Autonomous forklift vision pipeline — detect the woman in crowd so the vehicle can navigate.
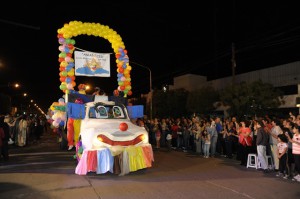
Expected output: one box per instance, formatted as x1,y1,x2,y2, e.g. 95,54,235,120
255,120,270,173
238,120,252,166
285,123,300,182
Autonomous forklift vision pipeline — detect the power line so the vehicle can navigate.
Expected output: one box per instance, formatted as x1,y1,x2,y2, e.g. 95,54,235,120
0,18,40,30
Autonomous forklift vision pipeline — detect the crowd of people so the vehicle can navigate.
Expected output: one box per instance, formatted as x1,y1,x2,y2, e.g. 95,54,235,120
132,112,300,182
1,110,300,183
0,114,48,161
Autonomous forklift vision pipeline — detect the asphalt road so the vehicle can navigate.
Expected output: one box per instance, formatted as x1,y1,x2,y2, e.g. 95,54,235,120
0,131,299,199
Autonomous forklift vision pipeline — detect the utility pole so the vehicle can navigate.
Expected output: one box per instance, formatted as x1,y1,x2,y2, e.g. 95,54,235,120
130,61,152,120
231,42,236,86
231,0,236,86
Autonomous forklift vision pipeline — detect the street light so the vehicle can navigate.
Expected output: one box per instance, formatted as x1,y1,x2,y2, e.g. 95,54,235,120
12,92,28,115
0,82,20,88
130,61,152,120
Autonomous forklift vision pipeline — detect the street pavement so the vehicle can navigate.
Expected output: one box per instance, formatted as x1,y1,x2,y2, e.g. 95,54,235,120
0,130,299,199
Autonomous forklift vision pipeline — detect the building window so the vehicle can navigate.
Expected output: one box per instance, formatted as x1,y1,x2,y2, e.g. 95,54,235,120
276,85,298,95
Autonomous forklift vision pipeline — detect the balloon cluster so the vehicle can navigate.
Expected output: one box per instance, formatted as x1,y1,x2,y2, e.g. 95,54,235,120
50,98,67,128
57,34,76,94
57,21,132,97
115,47,132,97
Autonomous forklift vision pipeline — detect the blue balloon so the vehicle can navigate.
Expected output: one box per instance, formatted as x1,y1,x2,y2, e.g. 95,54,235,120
66,77,71,83
59,121,65,126
64,47,70,53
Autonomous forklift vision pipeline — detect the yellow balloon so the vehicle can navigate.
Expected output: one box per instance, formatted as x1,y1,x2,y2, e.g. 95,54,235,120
67,70,74,76
124,70,130,75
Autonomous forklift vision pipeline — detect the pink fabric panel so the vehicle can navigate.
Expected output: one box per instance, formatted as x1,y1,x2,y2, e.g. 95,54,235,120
75,150,88,175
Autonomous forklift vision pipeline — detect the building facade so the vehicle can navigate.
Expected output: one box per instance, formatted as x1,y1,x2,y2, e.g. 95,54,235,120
169,61,300,114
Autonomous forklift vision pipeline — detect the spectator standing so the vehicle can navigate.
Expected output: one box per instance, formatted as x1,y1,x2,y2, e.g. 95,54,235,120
283,121,295,179
276,134,288,178
224,121,236,159
262,118,272,156
202,129,211,158
208,119,218,157
285,123,300,182
4,115,14,145
0,120,6,161
0,115,10,161
215,117,224,155
160,118,168,148
153,119,161,149
270,119,283,171
171,121,179,149
231,117,240,159
238,120,252,166
17,115,28,147
193,122,202,154
256,120,270,173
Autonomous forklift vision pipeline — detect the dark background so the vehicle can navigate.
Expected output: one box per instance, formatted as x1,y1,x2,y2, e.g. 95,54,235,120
0,1,299,113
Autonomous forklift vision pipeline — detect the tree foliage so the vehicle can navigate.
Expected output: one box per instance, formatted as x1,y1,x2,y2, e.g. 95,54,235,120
152,88,189,118
220,79,284,119
186,86,219,114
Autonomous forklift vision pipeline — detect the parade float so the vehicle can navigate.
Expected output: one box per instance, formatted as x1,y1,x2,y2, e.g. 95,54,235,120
49,21,154,176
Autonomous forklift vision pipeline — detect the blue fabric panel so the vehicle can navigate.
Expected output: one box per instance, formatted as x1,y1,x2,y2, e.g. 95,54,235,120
67,103,85,119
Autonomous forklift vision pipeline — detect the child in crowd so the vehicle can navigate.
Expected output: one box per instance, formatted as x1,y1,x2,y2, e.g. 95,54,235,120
202,129,211,158
276,133,288,178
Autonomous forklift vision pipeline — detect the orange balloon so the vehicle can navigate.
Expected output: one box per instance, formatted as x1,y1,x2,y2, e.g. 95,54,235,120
118,68,124,73
58,57,64,62
117,62,123,67
67,44,74,49
60,77,66,82
66,53,72,57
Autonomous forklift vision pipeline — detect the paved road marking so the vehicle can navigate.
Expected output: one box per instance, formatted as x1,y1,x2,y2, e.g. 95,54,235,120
207,181,256,199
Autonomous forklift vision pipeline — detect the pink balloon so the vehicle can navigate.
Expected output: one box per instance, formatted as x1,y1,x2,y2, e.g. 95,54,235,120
59,46,64,51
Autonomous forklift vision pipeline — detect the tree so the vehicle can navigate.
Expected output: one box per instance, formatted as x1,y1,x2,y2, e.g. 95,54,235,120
220,80,284,119
152,88,189,118
186,86,219,115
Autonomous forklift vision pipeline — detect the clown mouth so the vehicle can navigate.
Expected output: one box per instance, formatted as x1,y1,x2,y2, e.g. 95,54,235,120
97,134,145,146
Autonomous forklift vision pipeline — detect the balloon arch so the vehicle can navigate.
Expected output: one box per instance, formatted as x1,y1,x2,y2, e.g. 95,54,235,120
57,21,132,97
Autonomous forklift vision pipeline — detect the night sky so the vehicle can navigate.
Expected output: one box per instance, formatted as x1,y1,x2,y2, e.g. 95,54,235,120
0,1,299,113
